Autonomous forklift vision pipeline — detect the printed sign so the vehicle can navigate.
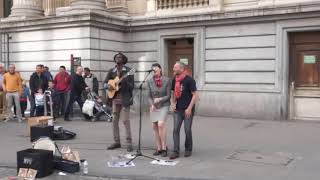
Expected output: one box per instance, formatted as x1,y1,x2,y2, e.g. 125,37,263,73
179,58,189,65
304,55,316,64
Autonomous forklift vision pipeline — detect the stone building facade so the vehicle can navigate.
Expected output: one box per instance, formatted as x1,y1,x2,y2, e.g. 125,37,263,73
1,0,320,120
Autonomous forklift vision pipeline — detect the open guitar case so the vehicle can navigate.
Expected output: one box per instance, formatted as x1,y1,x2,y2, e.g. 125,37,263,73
53,142,80,173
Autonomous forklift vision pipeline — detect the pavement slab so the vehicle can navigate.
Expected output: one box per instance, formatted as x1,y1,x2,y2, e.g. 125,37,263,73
1,114,320,180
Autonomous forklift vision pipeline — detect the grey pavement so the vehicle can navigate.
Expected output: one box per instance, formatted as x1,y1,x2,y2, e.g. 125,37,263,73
1,113,320,180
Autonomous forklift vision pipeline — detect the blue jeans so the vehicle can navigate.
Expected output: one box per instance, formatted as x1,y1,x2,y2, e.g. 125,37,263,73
173,110,194,153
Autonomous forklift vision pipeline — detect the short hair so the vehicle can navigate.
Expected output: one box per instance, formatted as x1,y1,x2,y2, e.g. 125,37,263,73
176,61,186,69
44,66,49,69
151,63,162,70
36,64,42,68
113,52,128,64
48,80,54,83
59,66,66,70
84,67,90,72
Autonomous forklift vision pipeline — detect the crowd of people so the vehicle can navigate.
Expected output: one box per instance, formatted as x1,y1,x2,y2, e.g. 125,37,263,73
0,63,99,122
0,52,199,159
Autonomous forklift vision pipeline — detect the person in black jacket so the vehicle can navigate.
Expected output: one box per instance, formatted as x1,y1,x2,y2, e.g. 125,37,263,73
29,64,49,117
64,66,89,121
104,52,135,152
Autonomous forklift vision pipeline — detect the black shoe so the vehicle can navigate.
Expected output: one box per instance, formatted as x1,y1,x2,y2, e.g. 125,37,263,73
169,152,179,160
161,149,168,157
107,143,121,150
184,151,192,157
127,145,133,152
153,150,162,156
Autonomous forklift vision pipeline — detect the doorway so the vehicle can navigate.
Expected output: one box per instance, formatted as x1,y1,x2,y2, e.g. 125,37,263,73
289,32,320,120
167,38,194,78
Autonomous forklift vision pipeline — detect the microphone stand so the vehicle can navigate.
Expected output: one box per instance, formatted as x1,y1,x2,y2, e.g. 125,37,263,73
127,70,159,164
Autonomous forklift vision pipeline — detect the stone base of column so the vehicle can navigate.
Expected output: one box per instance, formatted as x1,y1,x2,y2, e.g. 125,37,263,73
56,6,111,17
56,0,111,16
107,6,129,16
9,5,44,18
71,0,106,10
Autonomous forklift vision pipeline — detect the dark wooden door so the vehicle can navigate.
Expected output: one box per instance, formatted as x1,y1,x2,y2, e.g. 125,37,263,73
295,51,320,87
167,38,194,78
290,32,320,87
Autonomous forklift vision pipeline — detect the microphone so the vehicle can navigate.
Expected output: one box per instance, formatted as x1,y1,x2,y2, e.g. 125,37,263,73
147,69,155,73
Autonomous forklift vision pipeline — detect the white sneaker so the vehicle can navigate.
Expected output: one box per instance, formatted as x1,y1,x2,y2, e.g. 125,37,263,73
4,118,11,123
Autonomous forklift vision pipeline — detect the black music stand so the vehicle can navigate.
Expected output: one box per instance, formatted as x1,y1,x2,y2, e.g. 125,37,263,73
126,70,159,164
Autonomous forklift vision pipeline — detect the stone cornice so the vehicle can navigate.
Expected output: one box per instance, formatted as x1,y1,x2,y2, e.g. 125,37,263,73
1,2,320,32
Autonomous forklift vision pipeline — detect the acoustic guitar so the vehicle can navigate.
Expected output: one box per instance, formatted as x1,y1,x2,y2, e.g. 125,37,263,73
107,68,136,99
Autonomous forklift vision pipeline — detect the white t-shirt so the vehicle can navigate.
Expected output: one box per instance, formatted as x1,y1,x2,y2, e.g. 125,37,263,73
35,93,44,107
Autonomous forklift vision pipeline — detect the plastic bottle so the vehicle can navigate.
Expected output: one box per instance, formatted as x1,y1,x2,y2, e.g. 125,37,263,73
83,160,88,174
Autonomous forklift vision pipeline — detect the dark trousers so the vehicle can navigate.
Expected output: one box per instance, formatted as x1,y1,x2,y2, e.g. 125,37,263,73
14,101,27,117
56,90,70,116
36,106,44,116
173,110,194,153
30,94,36,117
64,93,84,119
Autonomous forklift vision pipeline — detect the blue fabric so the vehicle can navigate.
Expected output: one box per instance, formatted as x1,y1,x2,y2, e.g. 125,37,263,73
21,85,30,99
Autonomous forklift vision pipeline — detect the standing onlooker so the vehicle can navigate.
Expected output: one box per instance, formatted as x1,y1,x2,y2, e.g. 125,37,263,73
84,67,99,95
14,80,31,118
170,62,199,160
53,66,71,116
147,63,171,157
47,80,59,119
29,65,48,117
43,66,53,81
104,53,134,152
3,64,23,122
0,64,6,120
64,66,89,121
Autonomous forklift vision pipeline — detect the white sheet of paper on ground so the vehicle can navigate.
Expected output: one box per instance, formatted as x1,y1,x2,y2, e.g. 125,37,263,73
107,161,135,168
58,172,67,176
150,159,179,166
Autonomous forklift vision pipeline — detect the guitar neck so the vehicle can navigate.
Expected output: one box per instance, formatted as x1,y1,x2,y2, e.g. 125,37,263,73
118,74,129,83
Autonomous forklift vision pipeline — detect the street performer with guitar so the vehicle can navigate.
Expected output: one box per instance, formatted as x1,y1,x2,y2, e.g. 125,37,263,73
104,52,135,152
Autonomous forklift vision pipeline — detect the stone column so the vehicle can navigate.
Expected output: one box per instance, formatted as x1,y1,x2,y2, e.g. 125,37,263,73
70,0,106,10
43,0,64,16
64,0,71,6
106,0,128,15
10,0,44,17
209,0,224,11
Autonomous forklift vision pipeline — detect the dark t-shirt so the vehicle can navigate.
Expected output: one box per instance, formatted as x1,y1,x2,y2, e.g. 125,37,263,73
172,75,197,110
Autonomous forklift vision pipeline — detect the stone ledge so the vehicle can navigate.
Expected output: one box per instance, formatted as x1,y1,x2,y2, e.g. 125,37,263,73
1,2,320,32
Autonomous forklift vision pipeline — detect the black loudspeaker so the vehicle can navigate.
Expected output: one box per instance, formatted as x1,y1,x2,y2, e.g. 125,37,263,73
30,125,54,142
17,149,54,178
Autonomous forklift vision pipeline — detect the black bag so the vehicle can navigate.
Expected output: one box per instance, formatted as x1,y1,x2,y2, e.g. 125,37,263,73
30,125,54,142
17,149,54,178
53,126,76,140
53,156,80,173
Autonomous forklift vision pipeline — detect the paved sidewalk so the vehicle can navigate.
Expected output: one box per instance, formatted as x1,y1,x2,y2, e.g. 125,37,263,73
1,113,320,180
